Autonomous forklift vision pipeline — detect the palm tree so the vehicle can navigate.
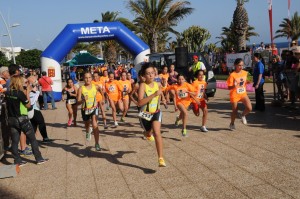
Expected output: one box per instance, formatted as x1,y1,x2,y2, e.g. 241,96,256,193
232,0,249,52
181,26,211,52
274,12,300,43
127,0,193,53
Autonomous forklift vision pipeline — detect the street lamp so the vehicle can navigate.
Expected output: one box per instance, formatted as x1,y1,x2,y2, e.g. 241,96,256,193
0,34,8,47
0,12,20,64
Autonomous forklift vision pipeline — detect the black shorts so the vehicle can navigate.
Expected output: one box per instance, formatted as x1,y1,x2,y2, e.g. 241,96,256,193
139,110,162,132
81,109,97,121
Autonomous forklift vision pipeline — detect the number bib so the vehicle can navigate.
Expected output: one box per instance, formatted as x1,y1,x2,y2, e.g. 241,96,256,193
237,87,246,94
68,99,77,105
85,107,96,115
178,92,188,98
138,111,154,121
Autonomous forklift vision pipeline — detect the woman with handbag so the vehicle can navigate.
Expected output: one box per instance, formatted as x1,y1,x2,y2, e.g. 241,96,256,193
5,76,48,166
62,78,78,126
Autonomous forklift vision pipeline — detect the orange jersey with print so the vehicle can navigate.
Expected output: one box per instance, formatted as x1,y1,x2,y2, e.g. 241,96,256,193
170,82,195,108
226,70,248,102
192,80,207,101
100,76,109,84
105,80,121,101
0,78,6,93
159,73,169,81
92,80,104,102
118,80,132,100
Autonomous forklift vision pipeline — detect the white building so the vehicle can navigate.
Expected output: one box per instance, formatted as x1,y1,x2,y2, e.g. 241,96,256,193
0,47,23,61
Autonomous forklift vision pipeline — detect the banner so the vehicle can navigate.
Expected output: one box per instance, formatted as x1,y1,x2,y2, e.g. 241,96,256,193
226,52,252,69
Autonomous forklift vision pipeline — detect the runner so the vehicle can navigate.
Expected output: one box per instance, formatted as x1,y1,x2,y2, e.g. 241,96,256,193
100,70,109,110
167,64,178,110
62,78,78,126
138,63,166,167
169,74,198,136
118,71,132,122
226,58,252,130
105,72,124,127
77,72,102,151
92,72,107,129
192,70,208,132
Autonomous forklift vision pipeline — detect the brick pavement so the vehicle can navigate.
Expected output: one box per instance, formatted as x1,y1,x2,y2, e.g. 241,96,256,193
0,83,300,199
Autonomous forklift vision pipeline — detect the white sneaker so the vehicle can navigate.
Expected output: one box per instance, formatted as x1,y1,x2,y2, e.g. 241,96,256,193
229,123,236,130
200,126,208,132
241,116,247,125
89,127,93,134
114,121,119,126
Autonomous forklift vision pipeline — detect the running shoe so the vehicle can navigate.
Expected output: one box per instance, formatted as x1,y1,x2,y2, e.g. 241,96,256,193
229,123,236,130
120,117,126,122
181,129,187,137
241,116,247,125
158,158,166,167
17,161,27,167
104,124,108,129
86,131,92,141
200,126,208,132
36,158,49,165
175,115,180,126
67,119,72,126
19,147,33,156
95,144,101,151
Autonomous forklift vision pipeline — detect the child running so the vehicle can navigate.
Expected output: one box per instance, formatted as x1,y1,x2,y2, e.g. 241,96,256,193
77,72,102,151
226,58,252,130
192,70,208,132
169,74,198,136
118,71,132,122
105,72,124,127
62,78,78,126
92,72,107,129
138,63,166,167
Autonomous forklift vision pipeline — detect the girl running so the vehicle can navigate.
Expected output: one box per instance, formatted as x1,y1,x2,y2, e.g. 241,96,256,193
169,74,198,136
77,72,102,151
105,72,123,127
92,72,107,129
138,63,166,167
192,70,208,132
226,58,252,130
167,64,178,110
62,78,78,126
119,71,132,122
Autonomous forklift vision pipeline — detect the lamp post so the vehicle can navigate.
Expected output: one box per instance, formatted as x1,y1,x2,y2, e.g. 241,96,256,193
0,12,20,64
0,34,8,48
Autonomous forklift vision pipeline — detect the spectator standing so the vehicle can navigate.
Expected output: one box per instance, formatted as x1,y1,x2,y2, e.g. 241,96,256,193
70,67,79,88
129,64,137,83
38,71,57,110
253,53,265,112
189,55,206,82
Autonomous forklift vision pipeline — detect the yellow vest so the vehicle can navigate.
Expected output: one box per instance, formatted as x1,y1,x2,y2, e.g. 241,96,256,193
81,84,97,109
143,82,160,113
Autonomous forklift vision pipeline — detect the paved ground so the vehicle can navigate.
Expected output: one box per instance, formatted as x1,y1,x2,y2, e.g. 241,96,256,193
0,83,300,199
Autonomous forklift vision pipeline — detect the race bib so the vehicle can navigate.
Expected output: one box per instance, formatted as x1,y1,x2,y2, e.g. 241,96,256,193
198,94,203,98
178,92,188,98
138,111,154,121
85,107,96,115
68,99,77,105
237,87,246,94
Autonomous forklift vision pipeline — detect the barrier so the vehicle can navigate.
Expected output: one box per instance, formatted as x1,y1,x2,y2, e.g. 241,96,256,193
216,81,254,92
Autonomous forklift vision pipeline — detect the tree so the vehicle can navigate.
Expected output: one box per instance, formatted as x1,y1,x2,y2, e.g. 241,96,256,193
233,0,249,51
0,51,9,66
275,11,300,43
127,0,193,53
181,26,211,52
15,49,42,68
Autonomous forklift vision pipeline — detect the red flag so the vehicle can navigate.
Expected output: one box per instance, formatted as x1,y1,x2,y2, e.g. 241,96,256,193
268,0,273,44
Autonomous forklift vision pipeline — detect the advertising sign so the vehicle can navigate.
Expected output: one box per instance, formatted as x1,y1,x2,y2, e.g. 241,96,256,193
226,52,252,69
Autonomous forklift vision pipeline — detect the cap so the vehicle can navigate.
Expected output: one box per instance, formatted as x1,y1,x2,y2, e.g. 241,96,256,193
292,40,297,44
0,66,9,74
193,55,198,60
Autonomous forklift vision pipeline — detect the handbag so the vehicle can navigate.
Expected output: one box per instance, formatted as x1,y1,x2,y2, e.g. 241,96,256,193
17,116,33,133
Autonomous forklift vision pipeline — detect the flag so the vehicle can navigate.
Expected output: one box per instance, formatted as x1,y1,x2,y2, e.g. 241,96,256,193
268,0,273,44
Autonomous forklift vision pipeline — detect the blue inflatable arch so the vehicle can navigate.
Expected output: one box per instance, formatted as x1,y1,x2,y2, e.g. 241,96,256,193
41,21,150,100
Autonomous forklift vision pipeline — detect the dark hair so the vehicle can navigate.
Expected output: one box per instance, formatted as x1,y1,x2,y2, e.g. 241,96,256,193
140,62,155,76
108,72,114,77
253,53,262,59
41,71,47,76
234,58,243,65
177,73,186,81
196,69,205,76
8,64,20,76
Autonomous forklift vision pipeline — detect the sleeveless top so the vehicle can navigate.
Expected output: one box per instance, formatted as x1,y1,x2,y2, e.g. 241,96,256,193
168,72,178,85
66,86,76,101
142,82,160,113
81,84,97,110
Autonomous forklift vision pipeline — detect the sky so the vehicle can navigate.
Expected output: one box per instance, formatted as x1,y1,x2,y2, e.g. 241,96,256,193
0,0,299,51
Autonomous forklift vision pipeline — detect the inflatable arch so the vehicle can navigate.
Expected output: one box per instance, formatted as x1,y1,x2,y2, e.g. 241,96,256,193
41,21,150,101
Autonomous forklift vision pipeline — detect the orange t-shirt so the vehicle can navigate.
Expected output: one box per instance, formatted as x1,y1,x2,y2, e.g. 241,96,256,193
105,80,122,102
169,82,195,108
101,67,107,73
159,73,169,81
100,76,109,84
92,80,104,102
118,80,132,100
0,78,6,93
226,70,248,102
192,80,207,101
